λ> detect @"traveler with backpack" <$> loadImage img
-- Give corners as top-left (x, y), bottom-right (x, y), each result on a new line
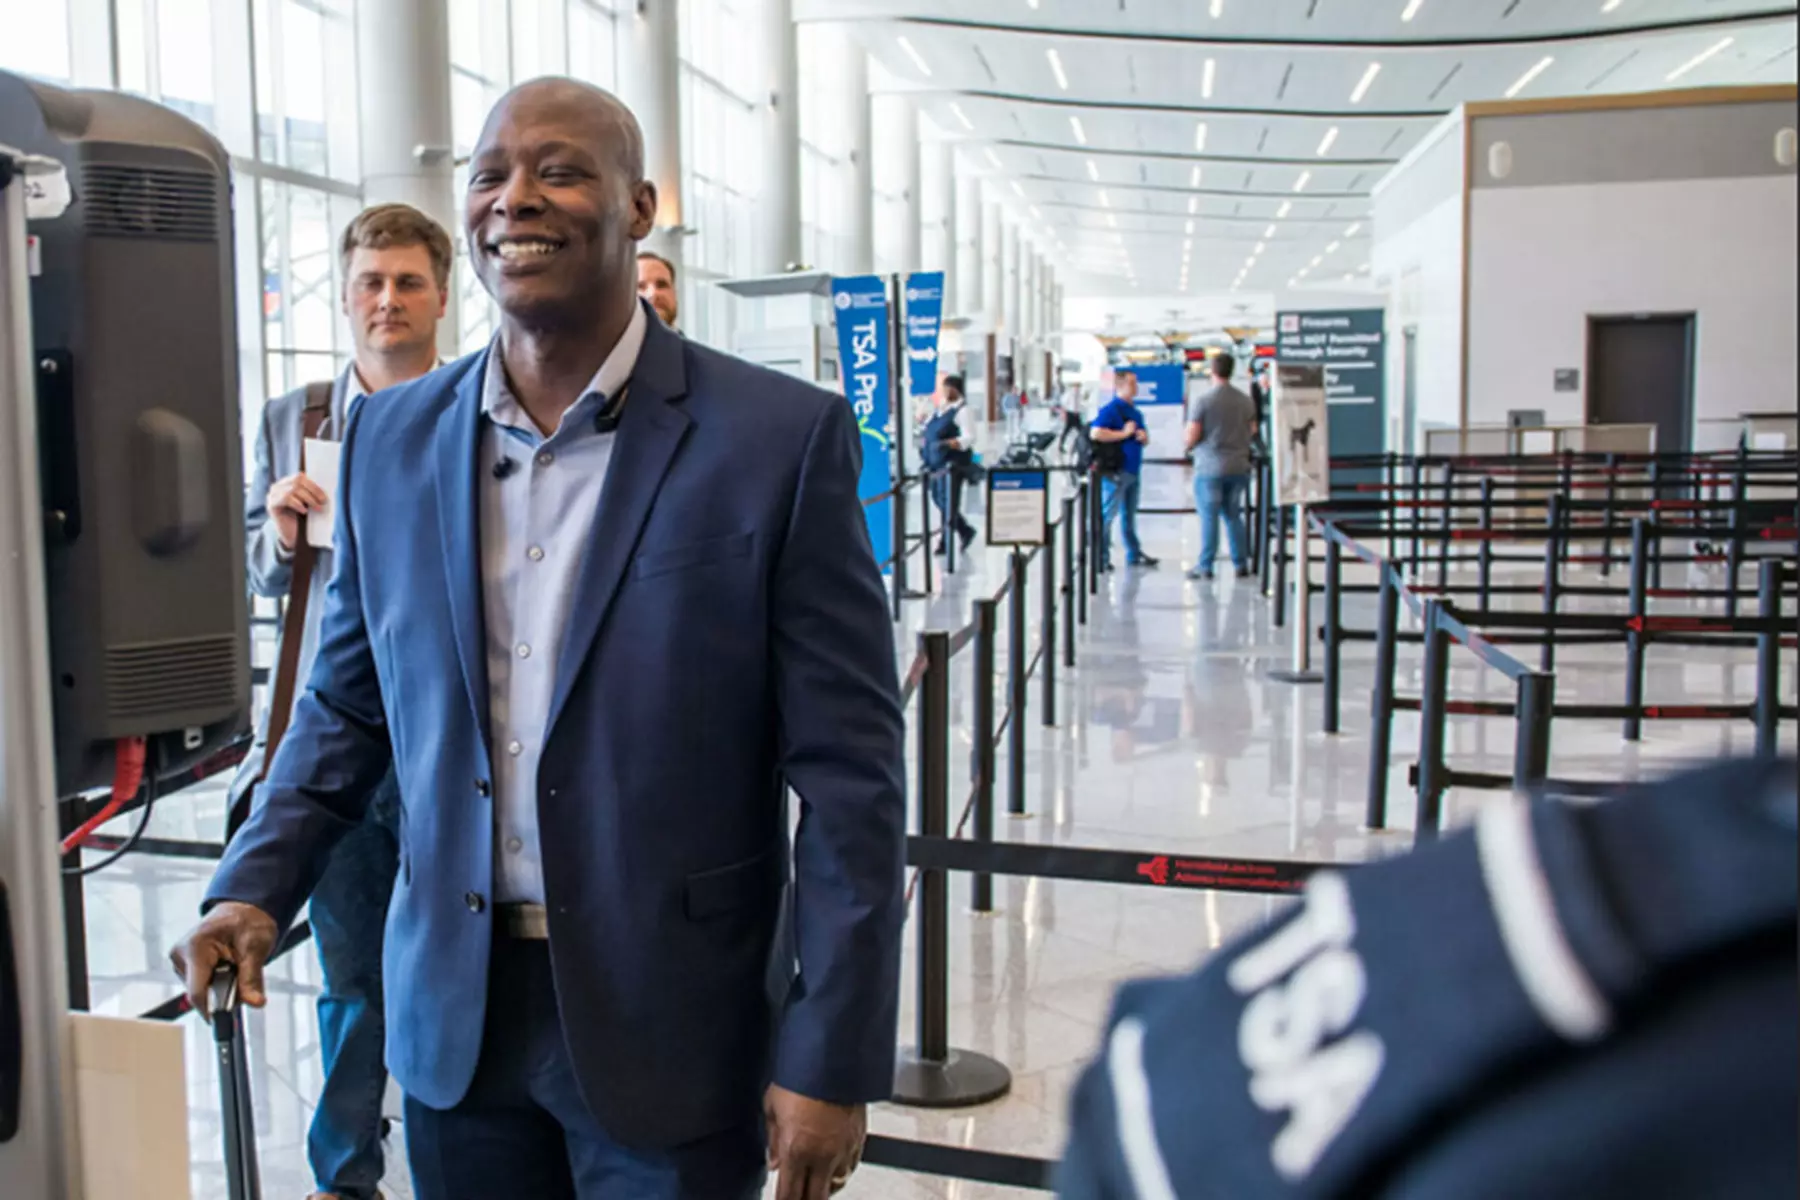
top-left (1090, 370), bottom-right (1159, 571)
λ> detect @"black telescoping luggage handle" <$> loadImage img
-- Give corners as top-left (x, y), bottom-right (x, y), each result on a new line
top-left (211, 962), bottom-right (263, 1200)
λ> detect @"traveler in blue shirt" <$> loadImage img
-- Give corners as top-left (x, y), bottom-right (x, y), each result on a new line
top-left (922, 374), bottom-right (977, 553)
top-left (1090, 370), bottom-right (1159, 571)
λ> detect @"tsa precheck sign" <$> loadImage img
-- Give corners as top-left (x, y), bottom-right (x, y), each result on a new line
top-left (831, 274), bottom-right (894, 567)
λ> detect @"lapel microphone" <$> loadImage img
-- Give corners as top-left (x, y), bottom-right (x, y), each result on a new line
top-left (492, 457), bottom-right (517, 480)
top-left (594, 383), bottom-right (629, 435)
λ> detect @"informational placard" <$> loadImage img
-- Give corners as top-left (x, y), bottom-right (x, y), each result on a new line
top-left (986, 468), bottom-right (1048, 546)
top-left (903, 271), bottom-right (945, 400)
top-left (830, 274), bottom-right (894, 568)
top-left (1275, 309), bottom-right (1384, 473)
top-left (1272, 363), bottom-right (1329, 506)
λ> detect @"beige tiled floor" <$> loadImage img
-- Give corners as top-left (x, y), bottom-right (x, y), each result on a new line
top-left (71, 467), bottom-right (1795, 1198)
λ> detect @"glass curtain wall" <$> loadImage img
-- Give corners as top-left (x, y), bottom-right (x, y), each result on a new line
top-left (678, 0), bottom-right (762, 348)
top-left (796, 20), bottom-right (852, 274)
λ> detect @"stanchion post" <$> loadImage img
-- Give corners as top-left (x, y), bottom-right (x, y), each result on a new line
top-left (918, 463), bottom-right (936, 595)
top-left (1041, 535), bottom-right (1056, 727)
top-left (890, 477), bottom-right (906, 622)
top-left (1323, 530), bottom-right (1343, 733)
top-left (1414, 598), bottom-right (1451, 844)
top-left (1623, 518), bottom-right (1649, 741)
top-left (1437, 463), bottom-right (1454, 591)
top-left (892, 627), bottom-right (1012, 1109)
top-left (1600, 452), bottom-right (1618, 577)
top-left (1477, 475), bottom-right (1495, 609)
top-left (1008, 549), bottom-right (1029, 816)
top-left (1365, 565), bottom-right (1401, 830)
top-left (1647, 461), bottom-right (1664, 590)
top-left (1385, 452), bottom-right (1398, 565)
top-left (945, 469), bottom-right (959, 576)
top-left (915, 631), bottom-right (950, 1059)
top-left (1075, 481), bottom-right (1089, 626)
top-left (1257, 454), bottom-right (1274, 579)
top-left (1271, 504), bottom-right (1289, 624)
top-left (1408, 459), bottom-right (1424, 573)
top-left (1754, 559), bottom-right (1781, 758)
top-left (1512, 671), bottom-right (1554, 792)
top-left (1540, 493), bottom-right (1562, 673)
top-left (1726, 448), bottom-right (1748, 618)
top-left (1061, 497), bottom-right (1077, 667)
top-left (1087, 471), bottom-right (1102, 596)
top-left (971, 602), bottom-right (997, 913)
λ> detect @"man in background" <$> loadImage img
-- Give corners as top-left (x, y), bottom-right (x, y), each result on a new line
top-left (637, 249), bottom-right (679, 330)
top-left (922, 374), bottom-right (978, 555)
top-left (1184, 351), bottom-right (1256, 581)
top-left (236, 202), bottom-right (452, 1200)
top-left (1090, 370), bottom-right (1158, 571)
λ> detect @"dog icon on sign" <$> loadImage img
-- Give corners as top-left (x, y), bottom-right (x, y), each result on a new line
top-left (1137, 856), bottom-right (1170, 886)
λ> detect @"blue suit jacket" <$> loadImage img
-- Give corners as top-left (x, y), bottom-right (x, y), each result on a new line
top-left (207, 313), bottom-right (907, 1148)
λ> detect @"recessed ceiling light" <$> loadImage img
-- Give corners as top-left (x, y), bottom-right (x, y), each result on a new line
top-left (1351, 62), bottom-right (1382, 104)
top-left (986, 148), bottom-right (1003, 169)
top-left (1293, 170), bottom-right (1312, 192)
top-left (1012, 181), bottom-right (1027, 198)
top-left (1194, 122), bottom-right (1208, 152)
top-left (897, 36), bottom-right (932, 78)
top-left (1325, 240), bottom-right (1340, 253)
top-left (1667, 37), bottom-right (1733, 82)
top-left (1086, 159), bottom-right (1100, 180)
top-left (1210, 0), bottom-right (1223, 16)
top-left (1311, 255), bottom-right (1323, 267)
top-left (1106, 213), bottom-right (1118, 227)
top-left (951, 103), bottom-right (975, 132)
top-left (1190, 164), bottom-right (1203, 187)
top-left (1602, 0), bottom-right (1623, 11)
top-left (1185, 218), bottom-right (1196, 234)
top-left (1254, 241), bottom-right (1266, 254)
top-left (1277, 200), bottom-right (1292, 218)
top-left (1203, 58), bottom-right (1216, 100)
top-left (1047, 48), bottom-right (1070, 91)
top-left (1070, 115), bottom-right (1088, 145)
top-left (1030, 205), bottom-right (1042, 219)
top-left (1264, 223), bottom-right (1277, 237)
top-left (1099, 189), bottom-right (1111, 207)
top-left (1506, 55), bottom-right (1555, 97)
top-left (1317, 126), bottom-right (1339, 156)
top-left (1189, 196), bottom-right (1200, 214)
top-left (1402, 0), bottom-right (1425, 19)
top-left (1344, 222), bottom-right (1362, 237)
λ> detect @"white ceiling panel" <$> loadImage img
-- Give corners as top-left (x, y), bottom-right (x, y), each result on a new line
top-left (803, 0), bottom-right (1798, 297)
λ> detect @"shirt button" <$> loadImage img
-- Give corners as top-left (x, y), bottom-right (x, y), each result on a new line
top-left (506, 837), bottom-right (523, 853)
top-left (474, 778), bottom-right (490, 797)
top-left (516, 643), bottom-right (531, 659)
top-left (508, 739), bottom-right (523, 757)
top-left (536, 451), bottom-right (554, 467)
top-left (464, 891), bottom-right (485, 914)
top-left (527, 545), bottom-right (545, 561)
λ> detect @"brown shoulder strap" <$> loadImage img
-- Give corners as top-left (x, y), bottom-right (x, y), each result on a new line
top-left (258, 382), bottom-right (334, 781)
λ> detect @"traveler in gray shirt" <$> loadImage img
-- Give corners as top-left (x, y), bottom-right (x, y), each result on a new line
top-left (1183, 351), bottom-right (1257, 581)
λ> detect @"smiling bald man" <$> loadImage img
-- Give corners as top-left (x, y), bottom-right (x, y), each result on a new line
top-left (174, 78), bottom-right (906, 1200)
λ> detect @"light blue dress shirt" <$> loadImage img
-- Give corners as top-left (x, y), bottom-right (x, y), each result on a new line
top-left (478, 302), bottom-right (647, 904)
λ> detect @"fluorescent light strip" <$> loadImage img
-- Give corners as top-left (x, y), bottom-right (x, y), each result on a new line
top-left (1188, 196), bottom-right (1200, 214)
top-left (1506, 55), bottom-right (1554, 97)
top-left (1210, 0), bottom-right (1223, 16)
top-left (1351, 62), bottom-right (1382, 104)
top-left (1012, 181), bottom-right (1027, 198)
top-left (1047, 48), bottom-right (1070, 91)
top-left (1070, 115), bottom-right (1088, 145)
top-left (950, 102), bottom-right (974, 132)
top-left (985, 148), bottom-right (1003, 169)
top-left (1293, 170), bottom-right (1312, 192)
top-left (1402, 0), bottom-right (1425, 20)
top-left (1311, 255), bottom-right (1323, 267)
top-left (1602, 0), bottom-right (1622, 11)
top-left (897, 36), bottom-right (932, 78)
top-left (1254, 241), bottom-right (1266, 254)
top-left (1277, 200), bottom-right (1292, 218)
top-left (1667, 37), bottom-right (1733, 81)
top-left (1194, 121), bottom-right (1208, 152)
top-left (1099, 189), bottom-right (1112, 207)
top-left (1190, 164), bottom-right (1203, 187)
top-left (1086, 159), bottom-right (1100, 180)
top-left (1185, 219), bottom-right (1196, 234)
top-left (1202, 58), bottom-right (1216, 99)
top-left (1317, 126), bottom-right (1339, 156)
top-left (1344, 222), bottom-right (1362, 237)
top-left (1325, 240), bottom-right (1340, 253)
top-left (1264, 223), bottom-right (1277, 237)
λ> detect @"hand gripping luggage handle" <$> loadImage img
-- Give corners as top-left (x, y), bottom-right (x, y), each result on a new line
top-left (211, 962), bottom-right (263, 1200)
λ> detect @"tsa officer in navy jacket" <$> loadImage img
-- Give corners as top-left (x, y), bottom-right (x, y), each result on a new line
top-left (173, 78), bottom-right (907, 1200)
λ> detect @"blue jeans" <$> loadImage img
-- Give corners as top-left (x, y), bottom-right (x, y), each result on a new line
top-left (404, 937), bottom-right (765, 1199)
top-left (1195, 473), bottom-right (1250, 571)
top-left (1101, 472), bottom-right (1146, 567)
top-left (307, 772), bottom-right (401, 1200)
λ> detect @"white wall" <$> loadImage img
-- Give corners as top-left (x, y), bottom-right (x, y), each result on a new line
top-left (1467, 175), bottom-right (1799, 430)
top-left (1373, 194), bottom-right (1464, 447)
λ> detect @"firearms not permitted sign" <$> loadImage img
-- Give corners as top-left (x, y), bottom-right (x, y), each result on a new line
top-left (987, 469), bottom-right (1048, 547)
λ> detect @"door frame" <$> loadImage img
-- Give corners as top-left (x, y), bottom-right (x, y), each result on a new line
top-left (1583, 312), bottom-right (1696, 454)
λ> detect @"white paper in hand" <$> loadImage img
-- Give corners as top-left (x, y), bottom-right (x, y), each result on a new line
top-left (303, 437), bottom-right (343, 550)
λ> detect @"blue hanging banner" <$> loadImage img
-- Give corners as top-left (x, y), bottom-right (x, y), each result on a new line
top-left (903, 271), bottom-right (946, 399)
top-left (831, 274), bottom-right (895, 569)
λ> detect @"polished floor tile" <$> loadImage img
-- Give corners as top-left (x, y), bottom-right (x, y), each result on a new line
top-left (67, 462), bottom-right (1795, 1199)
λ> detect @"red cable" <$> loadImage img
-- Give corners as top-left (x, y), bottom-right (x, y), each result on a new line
top-left (61, 736), bottom-right (147, 856)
